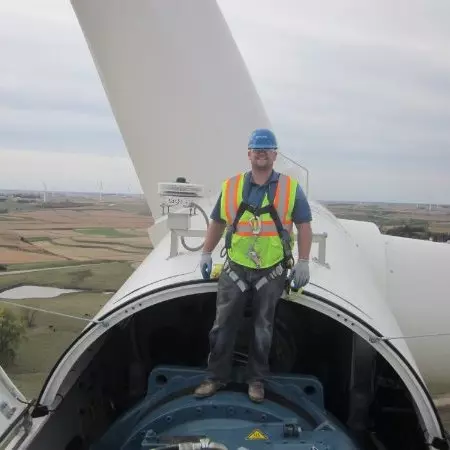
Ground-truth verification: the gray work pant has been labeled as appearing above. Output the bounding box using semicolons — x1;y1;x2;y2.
206;259;287;383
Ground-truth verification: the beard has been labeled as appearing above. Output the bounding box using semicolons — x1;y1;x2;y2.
252;157;271;169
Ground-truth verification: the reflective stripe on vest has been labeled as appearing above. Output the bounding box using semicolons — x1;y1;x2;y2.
223;173;244;224
274;173;292;225
234;221;280;236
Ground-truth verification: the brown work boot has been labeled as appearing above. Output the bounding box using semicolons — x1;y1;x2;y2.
193;379;224;398
248;381;264;403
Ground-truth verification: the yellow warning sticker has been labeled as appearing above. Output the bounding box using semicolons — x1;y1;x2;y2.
246;429;269;440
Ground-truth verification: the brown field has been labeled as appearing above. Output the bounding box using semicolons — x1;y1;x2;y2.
31;240;140;261
70;235;150;246
0;249;67;264
429;224;450;233
0;209;151;231
0;231;68;264
0;196;153;267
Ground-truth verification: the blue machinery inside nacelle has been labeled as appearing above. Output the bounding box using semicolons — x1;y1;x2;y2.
92;366;361;450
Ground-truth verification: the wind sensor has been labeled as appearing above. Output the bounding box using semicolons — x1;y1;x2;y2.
158;180;204;198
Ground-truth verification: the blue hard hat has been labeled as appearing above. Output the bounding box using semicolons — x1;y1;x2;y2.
248;128;278;150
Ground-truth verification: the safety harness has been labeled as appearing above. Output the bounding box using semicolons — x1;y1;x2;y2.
221;200;294;294
222;198;295;270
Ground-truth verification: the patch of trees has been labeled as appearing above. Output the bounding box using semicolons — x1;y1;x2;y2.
0;308;26;368
12;193;40;199
384;225;450;242
431;233;450;243
384;225;429;239
0;208;8;214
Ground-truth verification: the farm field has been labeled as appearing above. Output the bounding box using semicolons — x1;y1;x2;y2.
0;191;152;402
0;261;135;399
323;201;450;237
5;292;111;398
0;193;153;267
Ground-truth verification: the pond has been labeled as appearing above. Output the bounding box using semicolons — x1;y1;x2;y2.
0;285;82;300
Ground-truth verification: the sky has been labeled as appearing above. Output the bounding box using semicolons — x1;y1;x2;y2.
1;0;450;203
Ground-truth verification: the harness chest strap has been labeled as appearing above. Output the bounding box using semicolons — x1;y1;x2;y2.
222;261;248;292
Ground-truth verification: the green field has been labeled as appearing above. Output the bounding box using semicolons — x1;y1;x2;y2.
5;292;108;398
25;236;53;243
74;227;133;238
0;198;41;213
0;262;134;293
0;262;134;398
74;238;150;250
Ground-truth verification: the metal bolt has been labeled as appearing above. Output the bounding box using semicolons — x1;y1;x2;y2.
227;406;235;416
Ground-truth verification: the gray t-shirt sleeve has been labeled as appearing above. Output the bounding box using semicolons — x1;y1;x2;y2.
210;193;226;223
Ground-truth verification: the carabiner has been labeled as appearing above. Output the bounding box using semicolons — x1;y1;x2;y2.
249;215;262;235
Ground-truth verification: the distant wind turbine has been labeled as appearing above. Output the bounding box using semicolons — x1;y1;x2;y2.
99;180;103;202
42;182;47;203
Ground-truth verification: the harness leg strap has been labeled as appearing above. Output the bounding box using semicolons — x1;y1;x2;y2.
254;262;285;291
223;261;249;292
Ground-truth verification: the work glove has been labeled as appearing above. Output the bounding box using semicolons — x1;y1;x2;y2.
291;259;310;289
200;252;212;280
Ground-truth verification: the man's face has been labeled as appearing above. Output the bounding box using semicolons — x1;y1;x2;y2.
248;149;277;170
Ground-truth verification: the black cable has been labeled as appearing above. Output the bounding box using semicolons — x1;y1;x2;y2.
180;202;209;252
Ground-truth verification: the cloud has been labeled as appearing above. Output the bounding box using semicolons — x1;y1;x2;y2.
0;1;124;156
0;148;142;194
0;106;123;154
216;0;450;203
1;0;450;202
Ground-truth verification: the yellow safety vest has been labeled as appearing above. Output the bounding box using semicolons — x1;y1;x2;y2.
220;172;298;269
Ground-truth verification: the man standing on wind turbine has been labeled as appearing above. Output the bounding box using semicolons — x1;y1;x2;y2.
195;128;313;403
